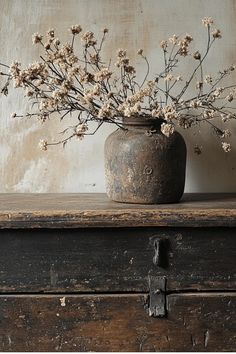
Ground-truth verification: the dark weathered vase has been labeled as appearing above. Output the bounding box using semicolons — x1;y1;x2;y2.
104;118;187;204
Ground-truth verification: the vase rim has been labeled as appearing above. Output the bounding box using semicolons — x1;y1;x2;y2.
115;116;164;127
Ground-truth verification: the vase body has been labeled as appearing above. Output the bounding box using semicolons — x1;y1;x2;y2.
104;119;187;204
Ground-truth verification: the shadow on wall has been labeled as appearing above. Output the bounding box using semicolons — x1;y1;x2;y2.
185;138;236;193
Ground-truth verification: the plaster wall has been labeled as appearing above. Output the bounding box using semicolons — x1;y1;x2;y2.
0;0;236;193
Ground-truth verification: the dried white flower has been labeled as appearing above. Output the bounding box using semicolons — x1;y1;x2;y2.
190;100;202;108
169;34;178;44
44;42;51;50
212;29;222;39
32;33;43;44
94;68;112;82
75;123;88;138
203;109;215;118
162;105;179;121
161;123;175;137
89;53;100;64
221;113;232;122
25;89;34;97
98;102;112;119
196;81;203;90
151;109;162;118
160;40;168;49
81;31;96;46
69;25;82;35
222;142;231;152
124;65;136;74
204;75;212;84
212;87;224;97
117;49;127;57
177;34;193;56
175;76;182;81
226;93;234;102
221;129;231;138
47;29;55;38
54;38;60;46
164;74;174;82
193;51;201;60
202;17;214;27
39;139;48;151
178;116;193;129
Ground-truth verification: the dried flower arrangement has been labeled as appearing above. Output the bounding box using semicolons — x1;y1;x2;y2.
0;17;235;153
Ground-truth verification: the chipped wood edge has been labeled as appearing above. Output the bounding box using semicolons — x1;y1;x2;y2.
0;208;236;228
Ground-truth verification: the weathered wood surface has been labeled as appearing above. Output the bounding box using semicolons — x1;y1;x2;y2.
0;293;235;351
0;228;235;292
0;193;236;228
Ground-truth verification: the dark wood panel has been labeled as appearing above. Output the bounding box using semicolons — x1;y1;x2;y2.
0;228;235;292
0;293;235;351
166;228;236;290
1;193;236;228
0;228;155;292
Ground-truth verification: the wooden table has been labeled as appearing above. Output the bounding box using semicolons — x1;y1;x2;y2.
0;193;235;351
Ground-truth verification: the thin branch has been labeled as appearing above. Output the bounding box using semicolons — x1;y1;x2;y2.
0;62;10;69
140;55;150;88
177;26;214;101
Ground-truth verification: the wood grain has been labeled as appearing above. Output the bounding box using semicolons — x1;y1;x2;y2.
0;193;235;351
0;227;235;292
1;193;236;228
0;293;235;351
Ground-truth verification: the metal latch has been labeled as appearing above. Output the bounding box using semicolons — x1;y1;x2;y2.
147;275;166;317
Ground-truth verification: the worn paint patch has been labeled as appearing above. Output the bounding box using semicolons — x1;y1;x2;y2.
60;297;66;307
204;330;210;348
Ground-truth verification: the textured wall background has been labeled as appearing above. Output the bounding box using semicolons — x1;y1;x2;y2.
0;0;236;193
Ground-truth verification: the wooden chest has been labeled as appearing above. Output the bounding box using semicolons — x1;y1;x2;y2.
0;193;235;351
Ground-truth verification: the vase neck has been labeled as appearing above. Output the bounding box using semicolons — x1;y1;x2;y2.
117;116;164;129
